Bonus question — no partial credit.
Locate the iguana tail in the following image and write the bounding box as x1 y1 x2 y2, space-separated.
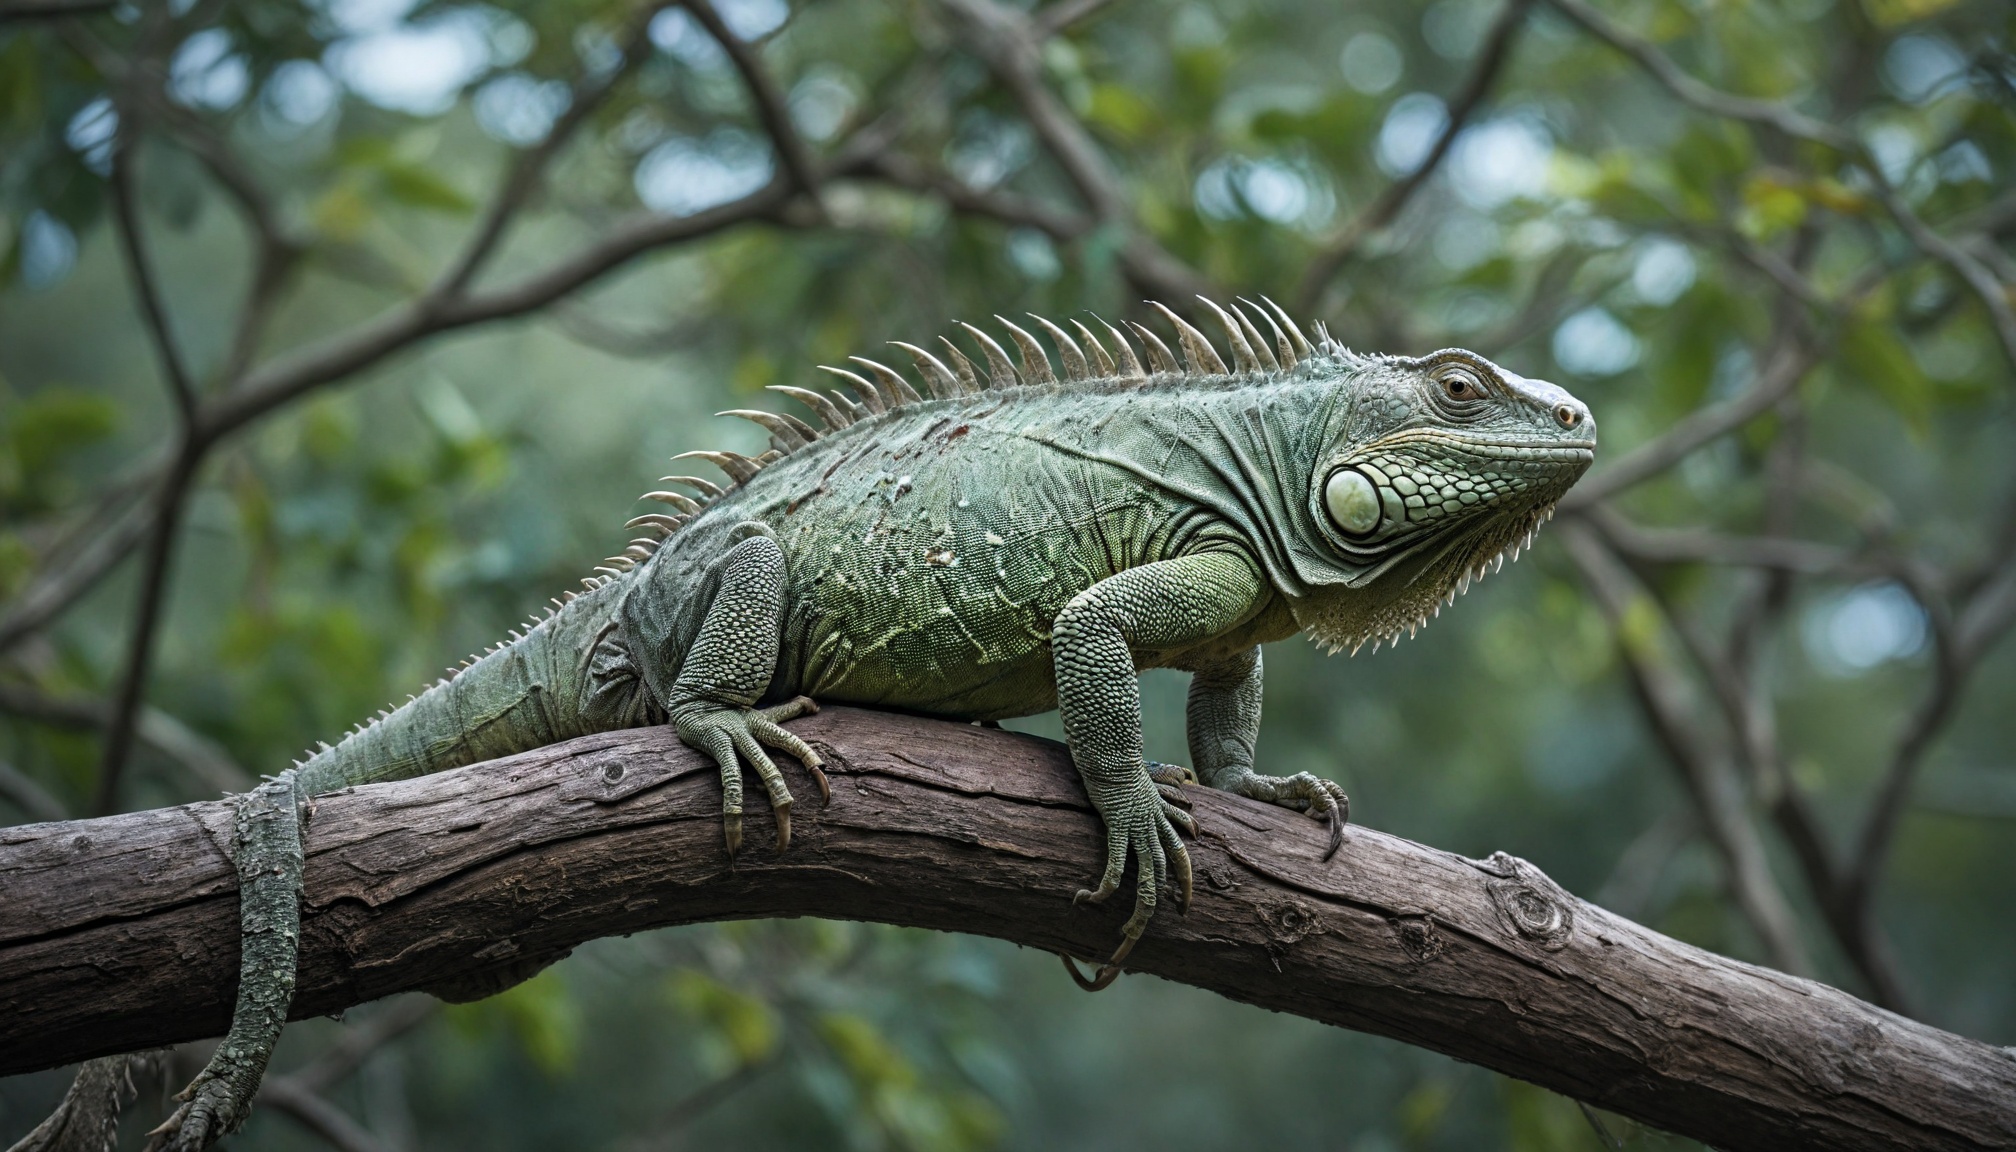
131 584 652 1152
300 579 650 792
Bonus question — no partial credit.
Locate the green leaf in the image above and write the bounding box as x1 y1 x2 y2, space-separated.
668 969 779 1068
1737 172 1809 240
440 968 581 1078
1086 82 1155 140
5 388 119 474
818 1011 916 1090
379 162 475 214
1839 319 1933 433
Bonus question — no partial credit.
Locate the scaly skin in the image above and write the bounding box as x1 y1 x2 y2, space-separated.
79 299 1596 1152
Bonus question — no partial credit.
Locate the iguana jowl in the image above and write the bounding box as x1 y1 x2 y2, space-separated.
68 298 1596 1152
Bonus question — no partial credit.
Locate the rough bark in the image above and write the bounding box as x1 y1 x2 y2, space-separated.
1 708 2011 1151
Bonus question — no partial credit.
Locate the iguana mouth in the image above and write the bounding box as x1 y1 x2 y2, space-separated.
1361 427 1597 463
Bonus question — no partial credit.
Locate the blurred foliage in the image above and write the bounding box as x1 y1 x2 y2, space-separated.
1 0 2012 1147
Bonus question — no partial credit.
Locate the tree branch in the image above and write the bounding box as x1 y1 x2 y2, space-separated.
0 683 250 795
109 142 196 420
434 2 668 300
1294 0 1534 314
937 0 1215 303
94 132 209 815
4 709 2011 1152
1556 522 1817 978
1577 510 1918 1011
1540 0 2016 373
89 451 199 815
1561 336 1819 509
680 0 823 215
256 1078 395 1152
0 506 153 657
0 0 113 20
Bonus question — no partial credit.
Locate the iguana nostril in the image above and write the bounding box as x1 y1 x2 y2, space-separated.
1555 404 1581 429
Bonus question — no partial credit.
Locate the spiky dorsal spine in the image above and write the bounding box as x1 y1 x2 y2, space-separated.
586 297 1360 601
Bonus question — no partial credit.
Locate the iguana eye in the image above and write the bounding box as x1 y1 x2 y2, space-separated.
1438 365 1483 400
1324 469 1382 536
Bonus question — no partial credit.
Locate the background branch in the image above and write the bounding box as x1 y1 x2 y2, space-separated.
1294 0 1534 313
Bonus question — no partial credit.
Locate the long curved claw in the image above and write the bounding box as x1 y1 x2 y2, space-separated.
760 695 819 720
144 1067 239 1152
1220 769 1350 860
1058 930 1141 992
672 697 824 856
1073 878 1118 907
1322 789 1350 861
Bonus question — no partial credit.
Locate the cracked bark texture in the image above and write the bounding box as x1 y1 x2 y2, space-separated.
2 707 2012 1152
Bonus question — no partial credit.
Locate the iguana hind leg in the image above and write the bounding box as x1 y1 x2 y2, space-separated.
1187 646 1350 857
660 524 825 855
145 774 305 1152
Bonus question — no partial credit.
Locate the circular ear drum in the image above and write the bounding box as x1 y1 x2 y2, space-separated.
1324 469 1381 536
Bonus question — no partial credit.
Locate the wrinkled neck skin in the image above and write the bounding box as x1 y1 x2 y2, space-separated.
1286 352 1596 653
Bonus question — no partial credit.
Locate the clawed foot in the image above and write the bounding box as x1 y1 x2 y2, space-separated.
1061 771 1195 991
144 1070 241 1152
1223 768 1350 859
670 695 827 855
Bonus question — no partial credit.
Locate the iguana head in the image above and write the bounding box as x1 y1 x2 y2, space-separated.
1291 348 1596 653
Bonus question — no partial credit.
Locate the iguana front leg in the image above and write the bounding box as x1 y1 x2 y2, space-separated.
1051 550 1268 983
659 523 825 854
1187 646 1350 856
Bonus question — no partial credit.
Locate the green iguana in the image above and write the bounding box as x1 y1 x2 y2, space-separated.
21 297 1594 1152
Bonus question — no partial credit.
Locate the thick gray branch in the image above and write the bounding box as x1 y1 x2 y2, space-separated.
2 709 2011 1152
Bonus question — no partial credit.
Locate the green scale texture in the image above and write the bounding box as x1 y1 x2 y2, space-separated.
116 300 1596 1152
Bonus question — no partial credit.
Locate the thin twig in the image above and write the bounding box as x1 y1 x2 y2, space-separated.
1585 509 1855 576
1846 517 2016 913
94 118 210 815
1562 337 1819 510
436 2 669 300
109 136 196 419
937 0 1215 302
1540 0 2016 373
0 0 114 19
0 682 250 794
623 1059 773 1152
0 504 153 656
1581 510 1917 1010
1558 521 1815 977
208 177 802 438
0 756 68 823
258 1077 397 1152
1033 0 1114 39
91 453 199 815
866 151 1089 238
1295 0 1535 313
288 998 438 1095
1540 0 1851 148
680 0 824 216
